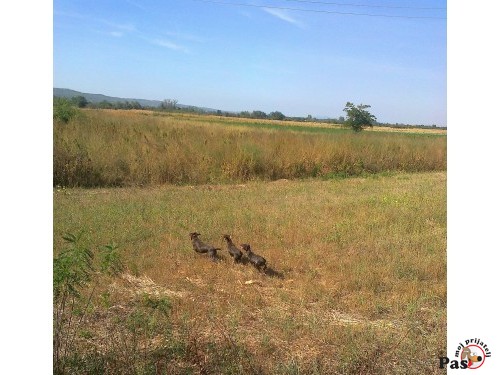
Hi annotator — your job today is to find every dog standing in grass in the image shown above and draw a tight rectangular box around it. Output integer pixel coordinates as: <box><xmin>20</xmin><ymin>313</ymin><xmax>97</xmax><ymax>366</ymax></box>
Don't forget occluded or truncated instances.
<box><xmin>241</xmin><ymin>243</ymin><xmax>267</xmax><ymax>272</ymax></box>
<box><xmin>189</xmin><ymin>232</ymin><xmax>220</xmax><ymax>261</ymax></box>
<box><xmin>223</xmin><ymin>234</ymin><xmax>243</xmax><ymax>263</ymax></box>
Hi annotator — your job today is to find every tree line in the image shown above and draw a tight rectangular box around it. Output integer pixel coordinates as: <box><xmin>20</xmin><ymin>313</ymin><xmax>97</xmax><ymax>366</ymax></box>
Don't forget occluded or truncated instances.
<box><xmin>54</xmin><ymin>96</ymin><xmax>445</xmax><ymax>130</ymax></box>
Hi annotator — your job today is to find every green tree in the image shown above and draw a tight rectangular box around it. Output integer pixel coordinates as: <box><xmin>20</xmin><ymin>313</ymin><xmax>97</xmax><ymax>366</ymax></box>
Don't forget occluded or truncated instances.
<box><xmin>269</xmin><ymin>111</ymin><xmax>285</xmax><ymax>120</ymax></box>
<box><xmin>71</xmin><ymin>95</ymin><xmax>89</xmax><ymax>108</ymax></box>
<box><xmin>160</xmin><ymin>99</ymin><xmax>178</xmax><ymax>110</ymax></box>
<box><xmin>343</xmin><ymin>102</ymin><xmax>377</xmax><ymax>132</ymax></box>
<box><xmin>130</xmin><ymin>101</ymin><xmax>142</xmax><ymax>110</ymax></box>
<box><xmin>251</xmin><ymin>110</ymin><xmax>267</xmax><ymax>119</ymax></box>
<box><xmin>97</xmin><ymin>100</ymin><xmax>113</xmax><ymax>109</ymax></box>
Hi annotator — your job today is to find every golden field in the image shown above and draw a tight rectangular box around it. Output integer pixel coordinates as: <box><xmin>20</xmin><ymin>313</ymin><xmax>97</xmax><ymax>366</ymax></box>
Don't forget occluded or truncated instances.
<box><xmin>53</xmin><ymin>109</ymin><xmax>446</xmax><ymax>187</ymax></box>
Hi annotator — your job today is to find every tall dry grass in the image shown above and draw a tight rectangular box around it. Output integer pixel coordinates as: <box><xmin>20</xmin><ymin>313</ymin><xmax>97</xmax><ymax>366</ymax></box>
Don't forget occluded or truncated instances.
<box><xmin>54</xmin><ymin>109</ymin><xmax>446</xmax><ymax>187</ymax></box>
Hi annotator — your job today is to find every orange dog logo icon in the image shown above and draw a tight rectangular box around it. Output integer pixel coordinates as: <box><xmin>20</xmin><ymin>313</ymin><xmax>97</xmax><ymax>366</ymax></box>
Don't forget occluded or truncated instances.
<box><xmin>460</xmin><ymin>345</ymin><xmax>485</xmax><ymax>369</ymax></box>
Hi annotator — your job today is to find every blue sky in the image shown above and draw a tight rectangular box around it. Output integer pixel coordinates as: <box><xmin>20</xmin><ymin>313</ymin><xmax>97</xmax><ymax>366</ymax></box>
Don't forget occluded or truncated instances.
<box><xmin>54</xmin><ymin>0</ymin><xmax>446</xmax><ymax>125</ymax></box>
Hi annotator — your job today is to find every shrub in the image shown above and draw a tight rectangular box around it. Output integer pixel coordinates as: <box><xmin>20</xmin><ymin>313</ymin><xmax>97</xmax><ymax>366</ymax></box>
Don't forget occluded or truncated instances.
<box><xmin>53</xmin><ymin>97</ymin><xmax>78</xmax><ymax>123</ymax></box>
<box><xmin>53</xmin><ymin>232</ymin><xmax>123</xmax><ymax>375</ymax></box>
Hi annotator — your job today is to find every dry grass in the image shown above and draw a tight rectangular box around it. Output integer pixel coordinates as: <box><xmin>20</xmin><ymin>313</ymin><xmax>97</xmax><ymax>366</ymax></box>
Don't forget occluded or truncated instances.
<box><xmin>88</xmin><ymin>110</ymin><xmax>446</xmax><ymax>134</ymax></box>
<box><xmin>54</xmin><ymin>171</ymin><xmax>446</xmax><ymax>374</ymax></box>
<box><xmin>53</xmin><ymin>109</ymin><xmax>446</xmax><ymax>187</ymax></box>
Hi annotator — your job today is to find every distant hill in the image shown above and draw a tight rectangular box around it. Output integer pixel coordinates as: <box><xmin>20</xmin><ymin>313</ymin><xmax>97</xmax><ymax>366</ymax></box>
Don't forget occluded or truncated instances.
<box><xmin>53</xmin><ymin>88</ymin><xmax>218</xmax><ymax>112</ymax></box>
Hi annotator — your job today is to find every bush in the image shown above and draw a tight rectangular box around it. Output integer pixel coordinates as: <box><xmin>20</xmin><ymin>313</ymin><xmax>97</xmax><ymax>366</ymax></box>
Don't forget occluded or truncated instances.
<box><xmin>54</xmin><ymin>97</ymin><xmax>78</xmax><ymax>123</ymax></box>
<box><xmin>53</xmin><ymin>233</ymin><xmax>123</xmax><ymax>374</ymax></box>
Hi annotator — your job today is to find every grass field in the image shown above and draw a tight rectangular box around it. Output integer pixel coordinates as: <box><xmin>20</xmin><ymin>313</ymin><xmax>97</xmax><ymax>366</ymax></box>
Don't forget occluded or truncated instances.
<box><xmin>53</xmin><ymin>110</ymin><xmax>446</xmax><ymax>187</ymax></box>
<box><xmin>53</xmin><ymin>170</ymin><xmax>446</xmax><ymax>374</ymax></box>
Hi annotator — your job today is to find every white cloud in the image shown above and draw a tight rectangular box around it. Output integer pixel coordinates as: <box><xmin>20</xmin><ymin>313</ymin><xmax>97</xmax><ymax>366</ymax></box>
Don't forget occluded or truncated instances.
<box><xmin>151</xmin><ymin>39</ymin><xmax>189</xmax><ymax>53</ymax></box>
<box><xmin>54</xmin><ymin>10</ymin><xmax>136</xmax><ymax>35</ymax></box>
<box><xmin>125</xmin><ymin>0</ymin><xmax>148</xmax><ymax>11</ymax></box>
<box><xmin>238</xmin><ymin>10</ymin><xmax>253</xmax><ymax>20</ymax></box>
<box><xmin>164</xmin><ymin>31</ymin><xmax>205</xmax><ymax>43</ymax></box>
<box><xmin>102</xmin><ymin>20</ymin><xmax>136</xmax><ymax>32</ymax></box>
<box><xmin>263</xmin><ymin>8</ymin><xmax>304</xmax><ymax>28</ymax></box>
